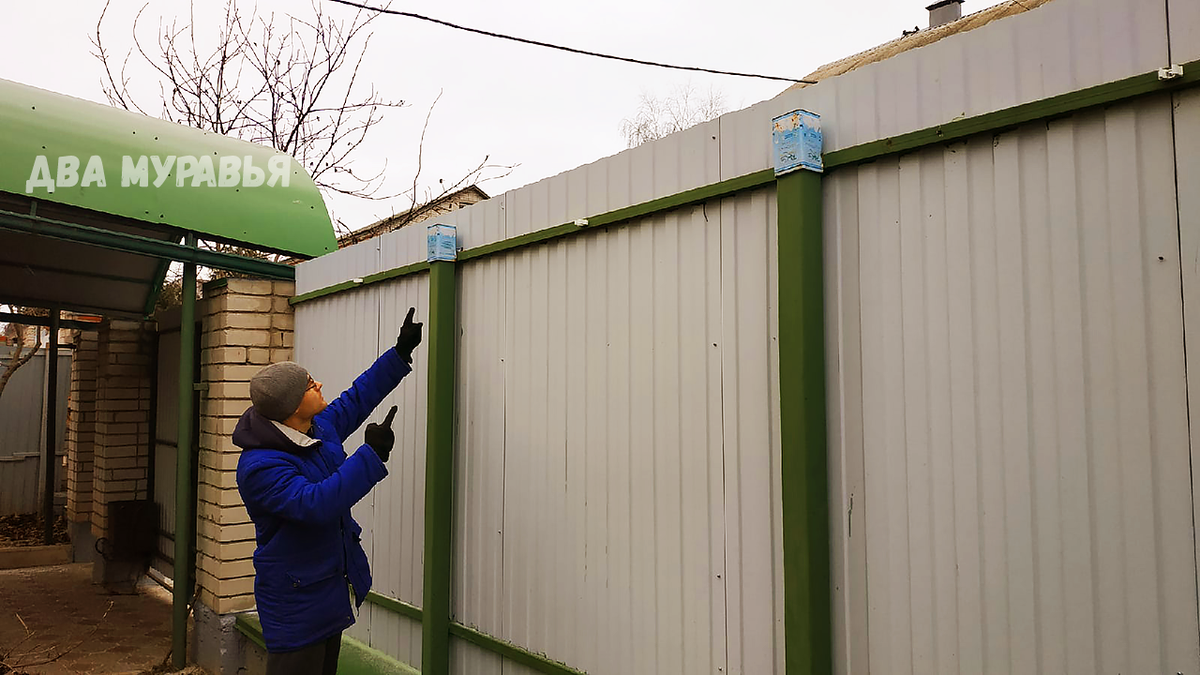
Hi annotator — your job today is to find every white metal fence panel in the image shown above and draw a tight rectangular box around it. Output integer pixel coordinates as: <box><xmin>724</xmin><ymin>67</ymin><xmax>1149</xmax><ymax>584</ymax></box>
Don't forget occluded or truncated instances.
<box><xmin>0</xmin><ymin>350</ymin><xmax>70</xmax><ymax>458</ymax></box>
<box><xmin>450</xmin><ymin>640</ymin><xmax>500</xmax><ymax>675</ymax></box>
<box><xmin>448</xmin><ymin>187</ymin><xmax>782</xmax><ymax>674</ymax></box>
<box><xmin>453</xmin><ymin>253</ymin><xmax>506</xmax><ymax>645</ymax></box>
<box><xmin>294</xmin><ymin>277</ymin><xmax>428</xmax><ymax>670</ymax></box>
<box><xmin>829</xmin><ymin>94</ymin><xmax>1198</xmax><ymax>675</ymax></box>
<box><xmin>295</xmin><ymin>288</ymin><xmax>383</xmax><ymax>646</ymax></box>
<box><xmin>723</xmin><ymin>0</ymin><xmax>1168</xmax><ymax>181</ymax></box>
<box><xmin>825</xmin><ymin>154</ymin><xmax>870</xmax><ymax>675</ymax></box>
<box><xmin>0</xmin><ymin>455</ymin><xmax>38</xmax><ymax>515</ymax></box>
<box><xmin>1175</xmin><ymin>86</ymin><xmax>1200</xmax><ymax>663</ymax></box>
<box><xmin>367</xmin><ymin>275</ymin><xmax>429</xmax><ymax>667</ymax></box>
<box><xmin>0</xmin><ymin>348</ymin><xmax>72</xmax><ymax>515</ymax></box>
<box><xmin>1170</xmin><ymin>0</ymin><xmax>1200</xmax><ymax>63</ymax></box>
<box><xmin>293</xmin><ymin>235</ymin><xmax>386</xmax><ymax>296</ymax></box>
<box><xmin>718</xmin><ymin>188</ymin><xmax>785</xmax><ymax>675</ymax></box>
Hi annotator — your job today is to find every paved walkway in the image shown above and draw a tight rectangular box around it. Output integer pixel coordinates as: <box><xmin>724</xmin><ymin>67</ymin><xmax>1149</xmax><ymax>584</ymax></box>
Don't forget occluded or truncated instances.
<box><xmin>0</xmin><ymin>563</ymin><xmax>183</xmax><ymax>675</ymax></box>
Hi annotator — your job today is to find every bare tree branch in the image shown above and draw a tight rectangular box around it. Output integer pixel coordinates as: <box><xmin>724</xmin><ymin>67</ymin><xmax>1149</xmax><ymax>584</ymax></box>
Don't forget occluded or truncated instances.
<box><xmin>91</xmin><ymin>0</ymin><xmax>517</xmax><ymax>295</ymax></box>
<box><xmin>620</xmin><ymin>82</ymin><xmax>728</xmax><ymax>148</ymax></box>
<box><xmin>93</xmin><ymin>0</ymin><xmax>406</xmax><ymax>199</ymax></box>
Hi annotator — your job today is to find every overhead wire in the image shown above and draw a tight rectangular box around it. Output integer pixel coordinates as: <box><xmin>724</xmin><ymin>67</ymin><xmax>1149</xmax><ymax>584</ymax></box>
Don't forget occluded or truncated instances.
<box><xmin>327</xmin><ymin>0</ymin><xmax>817</xmax><ymax>84</ymax></box>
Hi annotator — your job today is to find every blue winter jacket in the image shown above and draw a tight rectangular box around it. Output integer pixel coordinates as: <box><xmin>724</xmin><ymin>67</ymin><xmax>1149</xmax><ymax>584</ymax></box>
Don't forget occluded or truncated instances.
<box><xmin>234</xmin><ymin>349</ymin><xmax>412</xmax><ymax>653</ymax></box>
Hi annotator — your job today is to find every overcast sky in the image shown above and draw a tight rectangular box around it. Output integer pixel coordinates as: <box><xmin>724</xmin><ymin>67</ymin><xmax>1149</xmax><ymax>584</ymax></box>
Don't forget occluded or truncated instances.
<box><xmin>1</xmin><ymin>0</ymin><xmax>991</xmax><ymax>232</ymax></box>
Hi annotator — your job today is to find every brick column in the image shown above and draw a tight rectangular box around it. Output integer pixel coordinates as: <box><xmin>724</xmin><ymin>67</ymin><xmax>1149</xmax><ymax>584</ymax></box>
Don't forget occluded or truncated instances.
<box><xmin>196</xmin><ymin>279</ymin><xmax>294</xmax><ymax>615</ymax></box>
<box><xmin>90</xmin><ymin>319</ymin><xmax>154</xmax><ymax>587</ymax></box>
<box><xmin>65</xmin><ymin>327</ymin><xmax>99</xmax><ymax>554</ymax></box>
<box><xmin>192</xmin><ymin>278</ymin><xmax>294</xmax><ymax>674</ymax></box>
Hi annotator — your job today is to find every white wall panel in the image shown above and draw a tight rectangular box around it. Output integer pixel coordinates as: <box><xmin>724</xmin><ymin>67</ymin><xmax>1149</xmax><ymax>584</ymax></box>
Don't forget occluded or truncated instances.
<box><xmin>453</xmin><ymin>254</ymin><xmax>506</xmax><ymax>639</ymax></box>
<box><xmin>1170</xmin><ymin>0</ymin><xmax>1200</xmax><ymax>63</ymax></box>
<box><xmin>0</xmin><ymin>456</ymin><xmax>38</xmax><ymax>515</ymax></box>
<box><xmin>830</xmin><ymin>95</ymin><xmax>1198</xmax><ymax>675</ymax></box>
<box><xmin>362</xmin><ymin>604</ymin><xmax>420</xmax><ymax>671</ymax></box>
<box><xmin>368</xmin><ymin>275</ymin><xmax>430</xmax><ymax>659</ymax></box>
<box><xmin>450</xmin><ymin>639</ymin><xmax>500</xmax><ymax>675</ymax></box>
<box><xmin>452</xmin><ymin>199</ymin><xmax>739</xmax><ymax>674</ymax></box>
<box><xmin>294</xmin><ymin>235</ymin><xmax>382</xmax><ymax>296</ymax></box>
<box><xmin>725</xmin><ymin>0</ymin><xmax>1168</xmax><ymax>180</ymax></box>
<box><xmin>719</xmin><ymin>188</ymin><xmax>784</xmax><ymax>674</ymax></box>
<box><xmin>825</xmin><ymin>161</ymin><xmax>869</xmax><ymax>675</ymax></box>
<box><xmin>1176</xmin><ymin>86</ymin><xmax>1200</xmax><ymax>674</ymax></box>
<box><xmin>377</xmin><ymin>219</ymin><xmax>428</xmax><ymax>272</ymax></box>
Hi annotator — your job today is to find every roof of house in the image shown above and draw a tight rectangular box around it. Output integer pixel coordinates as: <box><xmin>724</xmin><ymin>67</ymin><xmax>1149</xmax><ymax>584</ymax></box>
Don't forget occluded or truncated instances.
<box><xmin>786</xmin><ymin>0</ymin><xmax>1055</xmax><ymax>92</ymax></box>
<box><xmin>337</xmin><ymin>185</ymin><xmax>489</xmax><ymax>248</ymax></box>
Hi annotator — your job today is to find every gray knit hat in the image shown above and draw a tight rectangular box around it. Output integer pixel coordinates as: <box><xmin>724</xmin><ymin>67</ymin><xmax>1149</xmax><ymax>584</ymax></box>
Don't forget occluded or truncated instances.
<box><xmin>249</xmin><ymin>362</ymin><xmax>310</xmax><ymax>422</ymax></box>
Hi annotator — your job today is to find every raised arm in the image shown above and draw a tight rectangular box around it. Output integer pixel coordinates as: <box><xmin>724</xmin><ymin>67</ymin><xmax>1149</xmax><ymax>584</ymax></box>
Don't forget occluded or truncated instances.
<box><xmin>315</xmin><ymin>306</ymin><xmax>422</xmax><ymax>442</ymax></box>
<box><xmin>316</xmin><ymin>349</ymin><xmax>412</xmax><ymax>442</ymax></box>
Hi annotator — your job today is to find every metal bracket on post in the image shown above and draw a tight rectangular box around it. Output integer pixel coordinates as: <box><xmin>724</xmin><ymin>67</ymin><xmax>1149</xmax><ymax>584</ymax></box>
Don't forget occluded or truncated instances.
<box><xmin>173</xmin><ymin>232</ymin><xmax>198</xmax><ymax>671</ymax></box>
<box><xmin>1159</xmin><ymin>64</ymin><xmax>1185</xmax><ymax>81</ymax></box>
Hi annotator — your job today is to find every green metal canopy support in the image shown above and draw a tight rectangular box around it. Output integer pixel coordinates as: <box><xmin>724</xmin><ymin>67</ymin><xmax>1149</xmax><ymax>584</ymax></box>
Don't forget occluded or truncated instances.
<box><xmin>42</xmin><ymin>308</ymin><xmax>59</xmax><ymax>545</ymax></box>
<box><xmin>776</xmin><ymin>168</ymin><xmax>832</xmax><ymax>674</ymax></box>
<box><xmin>423</xmin><ymin>260</ymin><xmax>457</xmax><ymax>675</ymax></box>
<box><xmin>0</xmin><ymin>209</ymin><xmax>297</xmax><ymax>280</ymax></box>
<box><xmin>173</xmin><ymin>232</ymin><xmax>198</xmax><ymax>670</ymax></box>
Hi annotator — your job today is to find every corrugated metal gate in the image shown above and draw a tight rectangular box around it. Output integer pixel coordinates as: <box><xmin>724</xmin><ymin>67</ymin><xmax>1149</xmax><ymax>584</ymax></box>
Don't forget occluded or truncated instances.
<box><xmin>151</xmin><ymin>321</ymin><xmax>200</xmax><ymax>583</ymax></box>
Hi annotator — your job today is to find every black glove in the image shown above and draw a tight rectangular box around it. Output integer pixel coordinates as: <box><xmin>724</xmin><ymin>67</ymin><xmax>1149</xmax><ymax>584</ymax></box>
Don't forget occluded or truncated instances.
<box><xmin>395</xmin><ymin>307</ymin><xmax>423</xmax><ymax>364</ymax></box>
<box><xmin>364</xmin><ymin>405</ymin><xmax>398</xmax><ymax>462</ymax></box>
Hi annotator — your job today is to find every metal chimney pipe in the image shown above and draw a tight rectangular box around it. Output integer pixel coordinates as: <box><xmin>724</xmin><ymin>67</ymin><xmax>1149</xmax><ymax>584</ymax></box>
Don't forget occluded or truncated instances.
<box><xmin>927</xmin><ymin>0</ymin><xmax>964</xmax><ymax>28</ymax></box>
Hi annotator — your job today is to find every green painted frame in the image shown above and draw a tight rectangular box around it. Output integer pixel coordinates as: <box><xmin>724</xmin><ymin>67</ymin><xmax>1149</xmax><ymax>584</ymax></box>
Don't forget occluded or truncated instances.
<box><xmin>0</xmin><ymin>208</ymin><xmax>296</xmax><ymax>280</ymax></box>
<box><xmin>775</xmin><ymin>169</ymin><xmax>831</xmax><ymax>673</ymax></box>
<box><xmin>422</xmin><ymin>260</ymin><xmax>457</xmax><ymax>675</ymax></box>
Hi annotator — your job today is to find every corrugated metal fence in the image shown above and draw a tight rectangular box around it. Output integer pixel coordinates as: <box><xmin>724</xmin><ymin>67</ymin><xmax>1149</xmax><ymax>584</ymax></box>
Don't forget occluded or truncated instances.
<box><xmin>0</xmin><ymin>347</ymin><xmax>72</xmax><ymax>515</ymax></box>
<box><xmin>826</xmin><ymin>95</ymin><xmax>1197</xmax><ymax>675</ymax></box>
<box><xmin>289</xmin><ymin>0</ymin><xmax>1200</xmax><ymax>672</ymax></box>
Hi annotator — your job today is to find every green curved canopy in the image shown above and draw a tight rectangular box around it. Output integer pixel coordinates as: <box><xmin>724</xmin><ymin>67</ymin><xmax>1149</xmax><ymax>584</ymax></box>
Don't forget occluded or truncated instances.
<box><xmin>0</xmin><ymin>78</ymin><xmax>336</xmax><ymax>258</ymax></box>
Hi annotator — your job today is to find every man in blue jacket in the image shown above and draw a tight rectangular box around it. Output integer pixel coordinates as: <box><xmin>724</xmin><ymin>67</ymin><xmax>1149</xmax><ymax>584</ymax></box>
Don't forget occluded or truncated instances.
<box><xmin>234</xmin><ymin>307</ymin><xmax>423</xmax><ymax>675</ymax></box>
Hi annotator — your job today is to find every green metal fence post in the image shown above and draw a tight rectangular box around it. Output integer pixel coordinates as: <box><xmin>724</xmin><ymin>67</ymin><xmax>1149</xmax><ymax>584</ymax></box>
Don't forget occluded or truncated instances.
<box><xmin>173</xmin><ymin>232</ymin><xmax>198</xmax><ymax>670</ymax></box>
<box><xmin>423</xmin><ymin>259</ymin><xmax>457</xmax><ymax>675</ymax></box>
<box><xmin>43</xmin><ymin>307</ymin><xmax>59</xmax><ymax>545</ymax></box>
<box><xmin>776</xmin><ymin>169</ymin><xmax>832</xmax><ymax>674</ymax></box>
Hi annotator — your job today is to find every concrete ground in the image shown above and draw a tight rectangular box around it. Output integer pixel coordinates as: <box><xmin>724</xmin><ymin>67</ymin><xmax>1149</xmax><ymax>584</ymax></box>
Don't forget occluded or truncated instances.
<box><xmin>0</xmin><ymin>563</ymin><xmax>192</xmax><ymax>675</ymax></box>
